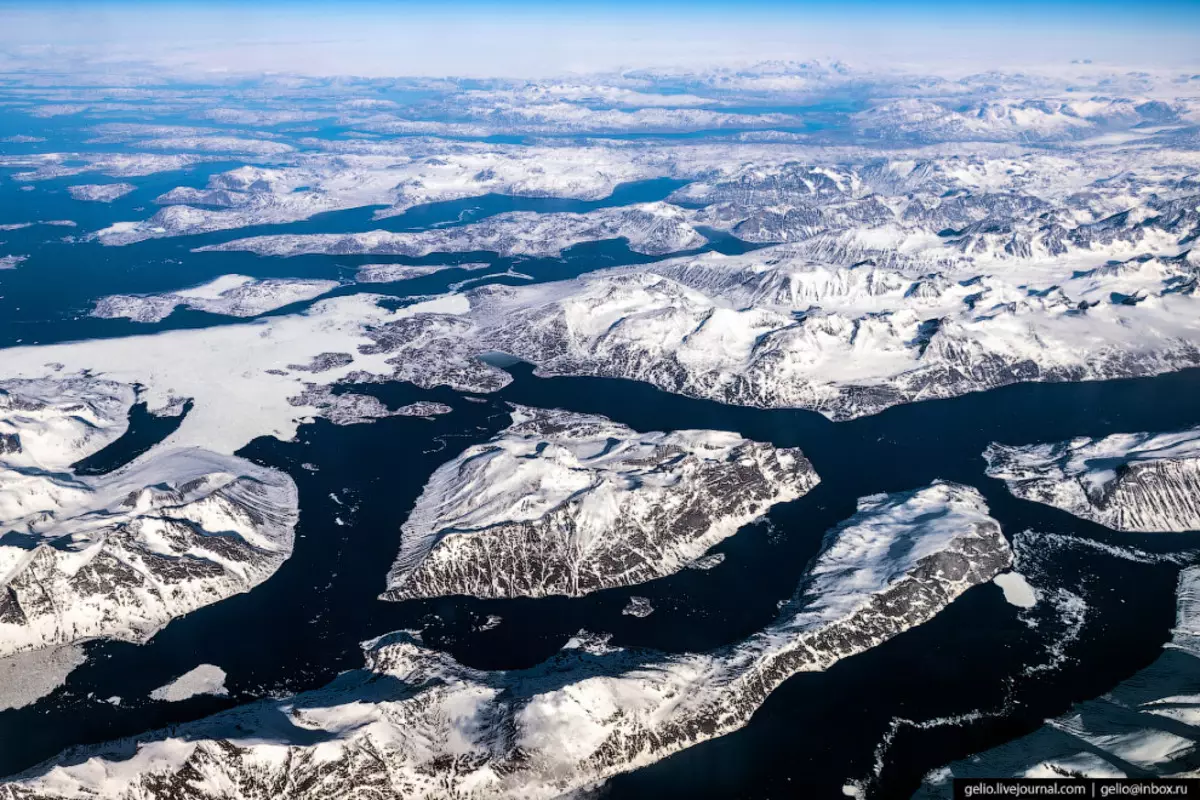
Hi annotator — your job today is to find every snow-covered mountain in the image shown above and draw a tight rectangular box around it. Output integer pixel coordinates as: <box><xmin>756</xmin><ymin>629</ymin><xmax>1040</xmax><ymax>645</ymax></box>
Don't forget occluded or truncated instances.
<box><xmin>0</xmin><ymin>378</ymin><xmax>298</xmax><ymax>659</ymax></box>
<box><xmin>0</xmin><ymin>377</ymin><xmax>134</xmax><ymax>469</ymax></box>
<box><xmin>69</xmin><ymin>131</ymin><xmax>1200</xmax><ymax>268</ymax></box>
<box><xmin>384</xmin><ymin>405</ymin><xmax>818</xmax><ymax>599</ymax></box>
<box><xmin>985</xmin><ymin>428</ymin><xmax>1200</xmax><ymax>532</ymax></box>
<box><xmin>853</xmin><ymin>97</ymin><xmax>1180</xmax><ymax>144</ymax></box>
<box><xmin>0</xmin><ymin>481</ymin><xmax>1010</xmax><ymax>800</ymax></box>
<box><xmin>466</xmin><ymin>244</ymin><xmax>1200</xmax><ymax>419</ymax></box>
<box><xmin>5</xmin><ymin>59</ymin><xmax>1200</xmax><ymax>798</ymax></box>
<box><xmin>683</xmin><ymin>154</ymin><xmax>1200</xmax><ymax>267</ymax></box>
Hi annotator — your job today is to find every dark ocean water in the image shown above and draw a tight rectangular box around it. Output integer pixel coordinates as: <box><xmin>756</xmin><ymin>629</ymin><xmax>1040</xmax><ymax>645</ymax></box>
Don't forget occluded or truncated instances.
<box><xmin>2</xmin><ymin>130</ymin><xmax>1200</xmax><ymax>798</ymax></box>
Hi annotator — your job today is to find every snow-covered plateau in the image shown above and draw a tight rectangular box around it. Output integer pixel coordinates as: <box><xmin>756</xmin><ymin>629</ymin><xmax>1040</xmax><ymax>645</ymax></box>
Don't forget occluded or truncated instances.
<box><xmin>985</xmin><ymin>428</ymin><xmax>1200</xmax><ymax>532</ymax></box>
<box><xmin>67</xmin><ymin>135</ymin><xmax>1200</xmax><ymax>262</ymax></box>
<box><xmin>0</xmin><ymin>481</ymin><xmax>1011</xmax><ymax>799</ymax></box>
<box><xmin>916</xmin><ymin>564</ymin><xmax>1200</xmax><ymax>793</ymax></box>
<box><xmin>384</xmin><ymin>405</ymin><xmax>819</xmax><ymax>600</ymax></box>
<box><xmin>92</xmin><ymin>275</ymin><xmax>342</xmax><ymax>323</ymax></box>
<box><xmin>0</xmin><ymin>377</ymin><xmax>298</xmax><ymax>659</ymax></box>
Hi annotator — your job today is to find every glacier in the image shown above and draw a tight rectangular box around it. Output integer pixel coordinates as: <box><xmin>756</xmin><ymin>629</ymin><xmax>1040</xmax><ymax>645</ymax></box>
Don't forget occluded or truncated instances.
<box><xmin>984</xmin><ymin>427</ymin><xmax>1200</xmax><ymax>532</ymax></box>
<box><xmin>383</xmin><ymin>405</ymin><xmax>819</xmax><ymax>600</ymax></box>
<box><xmin>0</xmin><ymin>481</ymin><xmax>1010</xmax><ymax>800</ymax></box>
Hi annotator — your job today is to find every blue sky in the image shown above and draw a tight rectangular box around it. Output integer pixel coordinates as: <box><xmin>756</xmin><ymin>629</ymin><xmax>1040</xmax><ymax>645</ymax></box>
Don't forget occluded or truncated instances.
<box><xmin>2</xmin><ymin>0</ymin><xmax>1198</xmax><ymax>77</ymax></box>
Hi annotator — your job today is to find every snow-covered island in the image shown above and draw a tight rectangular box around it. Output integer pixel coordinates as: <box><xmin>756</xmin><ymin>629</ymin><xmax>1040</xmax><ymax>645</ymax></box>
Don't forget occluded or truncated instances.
<box><xmin>0</xmin><ymin>377</ymin><xmax>299</xmax><ymax>661</ymax></box>
<box><xmin>67</xmin><ymin>183</ymin><xmax>136</xmax><ymax>203</ymax></box>
<box><xmin>355</xmin><ymin>262</ymin><xmax>489</xmax><ymax>283</ymax></box>
<box><xmin>383</xmin><ymin>405</ymin><xmax>819</xmax><ymax>599</ymax></box>
<box><xmin>984</xmin><ymin>428</ymin><xmax>1200</xmax><ymax>532</ymax></box>
<box><xmin>289</xmin><ymin>383</ymin><xmax>452</xmax><ymax>426</ymax></box>
<box><xmin>0</xmin><ymin>481</ymin><xmax>1011</xmax><ymax>799</ymax></box>
<box><xmin>200</xmin><ymin>201</ymin><xmax>708</xmax><ymax>259</ymax></box>
<box><xmin>92</xmin><ymin>274</ymin><xmax>341</xmax><ymax>323</ymax></box>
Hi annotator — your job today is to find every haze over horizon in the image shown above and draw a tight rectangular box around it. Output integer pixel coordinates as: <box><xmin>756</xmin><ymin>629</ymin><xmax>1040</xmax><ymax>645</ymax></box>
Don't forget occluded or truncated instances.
<box><xmin>1</xmin><ymin>0</ymin><xmax>1198</xmax><ymax>79</ymax></box>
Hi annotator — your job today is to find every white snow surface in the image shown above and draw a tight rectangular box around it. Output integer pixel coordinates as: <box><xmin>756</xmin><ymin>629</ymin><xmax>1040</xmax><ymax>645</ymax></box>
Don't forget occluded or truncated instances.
<box><xmin>87</xmin><ymin>144</ymin><xmax>687</xmax><ymax>244</ymax></box>
<box><xmin>0</xmin><ymin>481</ymin><xmax>1010</xmax><ymax>800</ymax></box>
